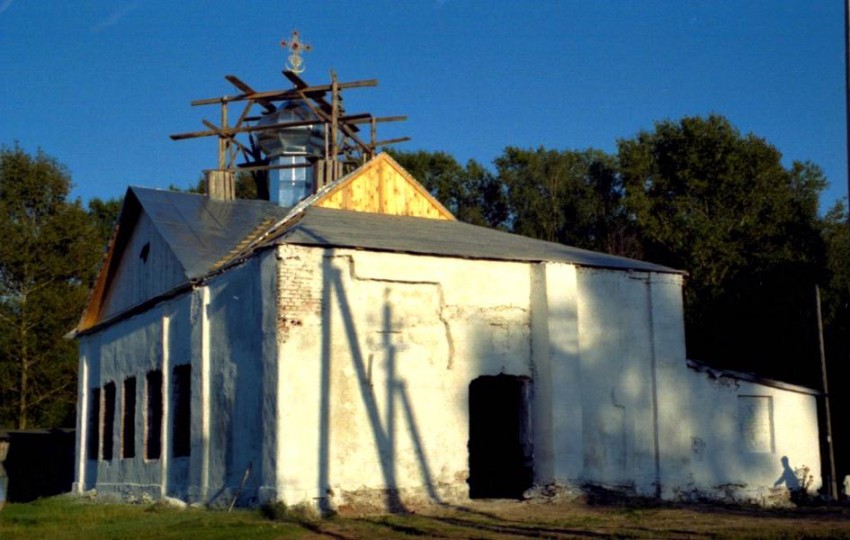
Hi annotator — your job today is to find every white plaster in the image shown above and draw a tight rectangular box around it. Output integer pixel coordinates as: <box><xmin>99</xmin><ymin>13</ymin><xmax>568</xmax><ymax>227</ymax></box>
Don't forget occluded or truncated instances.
<box><xmin>73</xmin><ymin>349</ymin><xmax>89</xmax><ymax>493</ymax></box>
<box><xmin>200</xmin><ymin>285</ymin><xmax>210</xmax><ymax>502</ymax></box>
<box><xmin>546</xmin><ymin>263</ymin><xmax>583</xmax><ymax>481</ymax></box>
<box><xmin>76</xmin><ymin>242</ymin><xmax>822</xmax><ymax>508</ymax></box>
<box><xmin>529</xmin><ymin>263</ymin><xmax>554</xmax><ymax>485</ymax></box>
<box><xmin>160</xmin><ymin>313</ymin><xmax>170</xmax><ymax>498</ymax></box>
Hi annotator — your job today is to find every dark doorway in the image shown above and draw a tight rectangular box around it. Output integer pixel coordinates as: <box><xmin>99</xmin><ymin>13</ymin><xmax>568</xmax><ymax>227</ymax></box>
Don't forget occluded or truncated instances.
<box><xmin>468</xmin><ymin>374</ymin><xmax>533</xmax><ymax>499</ymax></box>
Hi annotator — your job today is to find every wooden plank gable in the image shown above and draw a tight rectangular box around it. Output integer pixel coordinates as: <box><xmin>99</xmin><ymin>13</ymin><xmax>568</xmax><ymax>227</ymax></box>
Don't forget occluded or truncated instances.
<box><xmin>77</xmin><ymin>191</ymin><xmax>189</xmax><ymax>333</ymax></box>
<box><xmin>313</xmin><ymin>153</ymin><xmax>455</xmax><ymax>220</ymax></box>
<box><xmin>100</xmin><ymin>211</ymin><xmax>186</xmax><ymax>321</ymax></box>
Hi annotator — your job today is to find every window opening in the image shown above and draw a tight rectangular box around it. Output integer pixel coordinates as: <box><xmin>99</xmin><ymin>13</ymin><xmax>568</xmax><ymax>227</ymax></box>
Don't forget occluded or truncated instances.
<box><xmin>139</xmin><ymin>242</ymin><xmax>150</xmax><ymax>263</ymax></box>
<box><xmin>87</xmin><ymin>387</ymin><xmax>100</xmax><ymax>460</ymax></box>
<box><xmin>146</xmin><ymin>370</ymin><xmax>163</xmax><ymax>460</ymax></box>
<box><xmin>102</xmin><ymin>381</ymin><xmax>116</xmax><ymax>461</ymax></box>
<box><xmin>172</xmin><ymin>364</ymin><xmax>191</xmax><ymax>458</ymax></box>
<box><xmin>122</xmin><ymin>376</ymin><xmax>136</xmax><ymax>459</ymax></box>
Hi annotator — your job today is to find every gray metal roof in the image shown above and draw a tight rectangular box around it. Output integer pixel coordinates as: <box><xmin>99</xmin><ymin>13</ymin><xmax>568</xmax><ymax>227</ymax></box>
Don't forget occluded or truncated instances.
<box><xmin>274</xmin><ymin>206</ymin><xmax>681</xmax><ymax>273</ymax></box>
<box><xmin>129</xmin><ymin>187</ymin><xmax>290</xmax><ymax>279</ymax></box>
<box><xmin>128</xmin><ymin>187</ymin><xmax>680</xmax><ymax>277</ymax></box>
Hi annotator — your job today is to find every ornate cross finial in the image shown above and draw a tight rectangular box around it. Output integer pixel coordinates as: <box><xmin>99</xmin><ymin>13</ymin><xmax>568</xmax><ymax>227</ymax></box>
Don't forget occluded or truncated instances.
<box><xmin>280</xmin><ymin>30</ymin><xmax>311</xmax><ymax>74</ymax></box>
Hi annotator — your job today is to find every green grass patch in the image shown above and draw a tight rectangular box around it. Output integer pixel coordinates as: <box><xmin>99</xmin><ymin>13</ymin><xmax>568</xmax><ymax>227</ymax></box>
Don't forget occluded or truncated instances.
<box><xmin>0</xmin><ymin>497</ymin><xmax>308</xmax><ymax>540</ymax></box>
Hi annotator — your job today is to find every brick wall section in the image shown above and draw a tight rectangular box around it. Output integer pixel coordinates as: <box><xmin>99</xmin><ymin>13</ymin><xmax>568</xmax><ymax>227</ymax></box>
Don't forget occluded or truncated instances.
<box><xmin>276</xmin><ymin>245</ymin><xmax>324</xmax><ymax>343</ymax></box>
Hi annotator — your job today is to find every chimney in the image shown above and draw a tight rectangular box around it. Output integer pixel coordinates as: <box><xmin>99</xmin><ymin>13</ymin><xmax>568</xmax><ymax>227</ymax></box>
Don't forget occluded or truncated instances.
<box><xmin>205</xmin><ymin>170</ymin><xmax>235</xmax><ymax>201</ymax></box>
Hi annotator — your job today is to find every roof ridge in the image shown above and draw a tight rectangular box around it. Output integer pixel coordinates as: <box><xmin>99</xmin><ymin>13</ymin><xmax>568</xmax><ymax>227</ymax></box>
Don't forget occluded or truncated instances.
<box><xmin>237</xmin><ymin>161</ymin><xmax>363</xmax><ymax>253</ymax></box>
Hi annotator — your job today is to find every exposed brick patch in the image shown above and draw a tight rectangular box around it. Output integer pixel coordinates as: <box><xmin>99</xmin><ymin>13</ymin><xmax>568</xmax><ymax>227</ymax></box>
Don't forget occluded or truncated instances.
<box><xmin>276</xmin><ymin>246</ymin><xmax>323</xmax><ymax>342</ymax></box>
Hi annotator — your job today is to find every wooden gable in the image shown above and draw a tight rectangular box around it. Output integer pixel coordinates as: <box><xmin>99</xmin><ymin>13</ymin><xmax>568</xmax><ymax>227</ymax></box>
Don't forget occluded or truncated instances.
<box><xmin>77</xmin><ymin>191</ymin><xmax>188</xmax><ymax>333</ymax></box>
<box><xmin>99</xmin><ymin>211</ymin><xmax>186</xmax><ymax>321</ymax></box>
<box><xmin>313</xmin><ymin>153</ymin><xmax>455</xmax><ymax>220</ymax></box>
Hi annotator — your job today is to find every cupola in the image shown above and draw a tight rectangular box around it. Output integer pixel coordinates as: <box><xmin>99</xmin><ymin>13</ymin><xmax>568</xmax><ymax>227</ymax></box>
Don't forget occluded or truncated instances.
<box><xmin>170</xmin><ymin>31</ymin><xmax>409</xmax><ymax>206</ymax></box>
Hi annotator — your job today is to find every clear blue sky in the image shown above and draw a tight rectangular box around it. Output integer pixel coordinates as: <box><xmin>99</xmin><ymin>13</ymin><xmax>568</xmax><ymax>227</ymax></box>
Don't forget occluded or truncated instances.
<box><xmin>1</xmin><ymin>1</ymin><xmax>846</xmax><ymax>211</ymax></box>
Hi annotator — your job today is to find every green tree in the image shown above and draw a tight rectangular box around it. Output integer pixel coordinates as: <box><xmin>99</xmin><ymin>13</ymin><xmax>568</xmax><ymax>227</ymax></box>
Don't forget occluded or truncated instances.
<box><xmin>495</xmin><ymin>147</ymin><xmax>635</xmax><ymax>255</ymax></box>
<box><xmin>0</xmin><ymin>144</ymin><xmax>102</xmax><ymax>428</ymax></box>
<box><xmin>87</xmin><ymin>196</ymin><xmax>123</xmax><ymax>247</ymax></box>
<box><xmin>388</xmin><ymin>149</ymin><xmax>507</xmax><ymax>227</ymax></box>
<box><xmin>177</xmin><ymin>170</ymin><xmax>263</xmax><ymax>200</ymax></box>
<box><xmin>821</xmin><ymin>202</ymin><xmax>850</xmax><ymax>333</ymax></box>
<box><xmin>618</xmin><ymin>115</ymin><xmax>826</xmax><ymax>384</ymax></box>
<box><xmin>819</xmin><ymin>200</ymin><xmax>850</xmax><ymax>483</ymax></box>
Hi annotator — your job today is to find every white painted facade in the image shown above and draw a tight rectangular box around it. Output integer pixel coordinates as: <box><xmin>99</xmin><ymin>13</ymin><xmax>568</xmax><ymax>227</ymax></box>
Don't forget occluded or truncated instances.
<box><xmin>74</xmin><ymin>242</ymin><xmax>822</xmax><ymax>508</ymax></box>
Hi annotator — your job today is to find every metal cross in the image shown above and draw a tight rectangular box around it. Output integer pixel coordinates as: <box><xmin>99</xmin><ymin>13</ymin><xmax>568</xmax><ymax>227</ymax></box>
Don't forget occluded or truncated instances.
<box><xmin>280</xmin><ymin>30</ymin><xmax>311</xmax><ymax>74</ymax></box>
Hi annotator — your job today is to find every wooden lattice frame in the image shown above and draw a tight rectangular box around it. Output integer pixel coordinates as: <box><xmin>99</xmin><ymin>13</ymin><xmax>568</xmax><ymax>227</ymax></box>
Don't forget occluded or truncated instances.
<box><xmin>170</xmin><ymin>70</ymin><xmax>408</xmax><ymax>185</ymax></box>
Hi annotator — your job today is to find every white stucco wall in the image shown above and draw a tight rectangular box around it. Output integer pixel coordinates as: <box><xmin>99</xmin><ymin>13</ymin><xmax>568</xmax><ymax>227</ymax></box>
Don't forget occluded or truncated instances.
<box><xmin>74</xmin><ymin>291</ymin><xmax>195</xmax><ymax>499</ymax></box>
<box><xmin>669</xmin><ymin>370</ymin><xmax>822</xmax><ymax>502</ymax></box>
<box><xmin>74</xmin><ymin>253</ymin><xmax>278</xmax><ymax>506</ymax></box>
<box><xmin>75</xmin><ymin>242</ymin><xmax>822</xmax><ymax>509</ymax></box>
<box><xmin>202</xmin><ymin>253</ymin><xmax>278</xmax><ymax>506</ymax></box>
<box><xmin>269</xmin><ymin>251</ymin><xmax>820</xmax><ymax>508</ymax></box>
<box><xmin>274</xmin><ymin>245</ymin><xmax>536</xmax><ymax>508</ymax></box>
<box><xmin>571</xmin><ymin>267</ymin><xmax>821</xmax><ymax>503</ymax></box>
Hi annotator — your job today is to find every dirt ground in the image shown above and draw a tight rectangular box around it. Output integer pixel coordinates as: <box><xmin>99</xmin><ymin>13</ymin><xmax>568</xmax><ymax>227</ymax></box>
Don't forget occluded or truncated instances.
<box><xmin>326</xmin><ymin>497</ymin><xmax>850</xmax><ymax>539</ymax></box>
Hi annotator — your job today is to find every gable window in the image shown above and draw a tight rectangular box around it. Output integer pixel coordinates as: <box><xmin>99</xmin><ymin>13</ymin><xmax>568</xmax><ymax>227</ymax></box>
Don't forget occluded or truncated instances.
<box><xmin>102</xmin><ymin>381</ymin><xmax>116</xmax><ymax>461</ymax></box>
<box><xmin>146</xmin><ymin>370</ymin><xmax>163</xmax><ymax>460</ymax></box>
<box><xmin>87</xmin><ymin>387</ymin><xmax>100</xmax><ymax>460</ymax></box>
<box><xmin>172</xmin><ymin>364</ymin><xmax>191</xmax><ymax>458</ymax></box>
<box><xmin>122</xmin><ymin>376</ymin><xmax>136</xmax><ymax>459</ymax></box>
<box><xmin>139</xmin><ymin>242</ymin><xmax>150</xmax><ymax>263</ymax></box>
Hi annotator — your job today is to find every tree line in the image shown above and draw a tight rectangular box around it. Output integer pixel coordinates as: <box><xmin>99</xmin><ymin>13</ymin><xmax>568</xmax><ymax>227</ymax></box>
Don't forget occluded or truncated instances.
<box><xmin>1</xmin><ymin>115</ymin><xmax>848</xmax><ymax>455</ymax></box>
<box><xmin>391</xmin><ymin>116</ymin><xmax>846</xmax><ymax>389</ymax></box>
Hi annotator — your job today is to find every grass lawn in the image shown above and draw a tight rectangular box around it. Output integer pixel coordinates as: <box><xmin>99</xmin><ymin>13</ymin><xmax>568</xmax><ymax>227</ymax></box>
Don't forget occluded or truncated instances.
<box><xmin>2</xmin><ymin>495</ymin><xmax>850</xmax><ymax>539</ymax></box>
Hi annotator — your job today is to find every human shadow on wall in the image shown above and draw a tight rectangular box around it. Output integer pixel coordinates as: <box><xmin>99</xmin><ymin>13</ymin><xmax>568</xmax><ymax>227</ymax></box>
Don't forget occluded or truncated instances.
<box><xmin>774</xmin><ymin>456</ymin><xmax>801</xmax><ymax>490</ymax></box>
<box><xmin>319</xmin><ymin>250</ymin><xmax>442</xmax><ymax>513</ymax></box>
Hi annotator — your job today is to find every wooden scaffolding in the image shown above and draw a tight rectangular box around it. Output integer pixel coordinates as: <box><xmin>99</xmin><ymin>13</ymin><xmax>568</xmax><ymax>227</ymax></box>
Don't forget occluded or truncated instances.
<box><xmin>170</xmin><ymin>70</ymin><xmax>408</xmax><ymax>200</ymax></box>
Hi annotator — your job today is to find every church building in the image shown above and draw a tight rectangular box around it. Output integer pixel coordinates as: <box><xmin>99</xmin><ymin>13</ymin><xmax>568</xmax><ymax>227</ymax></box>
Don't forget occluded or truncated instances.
<box><xmin>71</xmin><ymin>59</ymin><xmax>822</xmax><ymax>510</ymax></box>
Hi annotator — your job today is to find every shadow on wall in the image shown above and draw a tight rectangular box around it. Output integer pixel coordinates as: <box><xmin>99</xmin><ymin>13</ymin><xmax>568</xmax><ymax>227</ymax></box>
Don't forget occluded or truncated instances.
<box><xmin>546</xmin><ymin>269</ymin><xmax>814</xmax><ymax>501</ymax></box>
<box><xmin>318</xmin><ymin>251</ymin><xmax>442</xmax><ymax>513</ymax></box>
<box><xmin>309</xmin><ymin>247</ymin><xmax>809</xmax><ymax>509</ymax></box>
<box><xmin>774</xmin><ymin>456</ymin><xmax>801</xmax><ymax>490</ymax></box>
<box><xmin>1</xmin><ymin>429</ymin><xmax>75</xmax><ymax>502</ymax></box>
<box><xmin>205</xmin><ymin>269</ymin><xmax>263</xmax><ymax>507</ymax></box>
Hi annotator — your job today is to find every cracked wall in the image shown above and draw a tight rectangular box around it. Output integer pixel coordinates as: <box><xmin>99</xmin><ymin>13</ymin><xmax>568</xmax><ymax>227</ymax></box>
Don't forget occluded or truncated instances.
<box><xmin>275</xmin><ymin>245</ymin><xmax>533</xmax><ymax>508</ymax></box>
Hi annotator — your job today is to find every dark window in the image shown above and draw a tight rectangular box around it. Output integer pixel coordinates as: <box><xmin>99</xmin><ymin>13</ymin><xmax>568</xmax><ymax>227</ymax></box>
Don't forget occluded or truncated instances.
<box><xmin>87</xmin><ymin>387</ymin><xmax>100</xmax><ymax>460</ymax></box>
<box><xmin>146</xmin><ymin>370</ymin><xmax>163</xmax><ymax>460</ymax></box>
<box><xmin>102</xmin><ymin>382</ymin><xmax>116</xmax><ymax>461</ymax></box>
<box><xmin>172</xmin><ymin>365</ymin><xmax>191</xmax><ymax>458</ymax></box>
<box><xmin>122</xmin><ymin>377</ymin><xmax>136</xmax><ymax>459</ymax></box>
<box><xmin>139</xmin><ymin>242</ymin><xmax>150</xmax><ymax>263</ymax></box>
